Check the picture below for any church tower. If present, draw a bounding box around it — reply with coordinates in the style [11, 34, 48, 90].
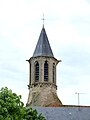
[27, 25, 62, 107]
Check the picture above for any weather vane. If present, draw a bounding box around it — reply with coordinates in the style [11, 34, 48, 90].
[42, 14, 46, 26]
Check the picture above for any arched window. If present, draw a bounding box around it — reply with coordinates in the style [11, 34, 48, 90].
[53, 63, 55, 83]
[35, 61, 39, 82]
[44, 61, 48, 81]
[29, 63, 31, 85]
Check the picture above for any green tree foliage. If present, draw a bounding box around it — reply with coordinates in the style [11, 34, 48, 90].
[0, 87, 46, 120]
[24, 107, 46, 120]
[0, 87, 25, 120]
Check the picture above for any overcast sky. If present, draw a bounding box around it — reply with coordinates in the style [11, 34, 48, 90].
[0, 0, 90, 106]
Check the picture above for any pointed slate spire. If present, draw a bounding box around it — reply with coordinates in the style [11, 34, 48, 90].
[33, 26, 54, 57]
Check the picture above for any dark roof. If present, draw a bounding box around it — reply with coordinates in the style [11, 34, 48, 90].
[34, 106, 90, 120]
[33, 26, 54, 57]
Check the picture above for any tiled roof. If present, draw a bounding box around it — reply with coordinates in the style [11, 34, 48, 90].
[34, 106, 90, 120]
[33, 26, 54, 57]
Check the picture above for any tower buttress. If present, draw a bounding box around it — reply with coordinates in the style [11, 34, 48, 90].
[27, 26, 62, 107]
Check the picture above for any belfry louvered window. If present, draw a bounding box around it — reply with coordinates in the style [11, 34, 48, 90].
[35, 61, 39, 81]
[44, 61, 48, 81]
[53, 63, 55, 83]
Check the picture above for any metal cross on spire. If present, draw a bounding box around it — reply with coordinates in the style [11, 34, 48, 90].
[42, 14, 46, 26]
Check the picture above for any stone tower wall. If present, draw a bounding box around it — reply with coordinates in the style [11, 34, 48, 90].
[29, 56, 59, 85]
[27, 56, 62, 106]
[27, 83, 62, 106]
